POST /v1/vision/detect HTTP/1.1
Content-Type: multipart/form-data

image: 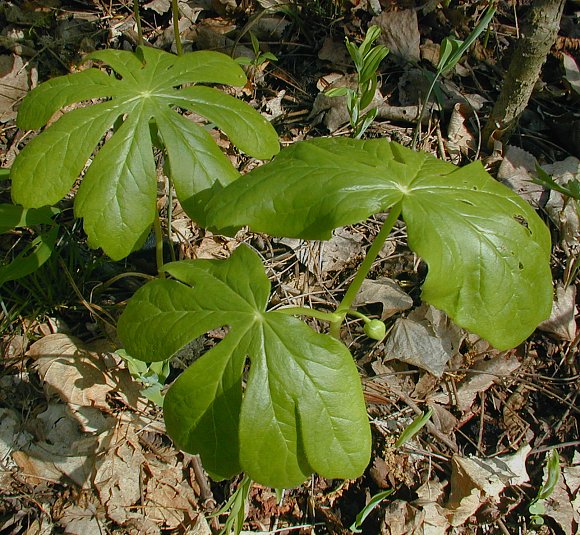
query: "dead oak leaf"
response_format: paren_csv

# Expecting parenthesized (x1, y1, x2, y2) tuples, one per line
(29, 333, 140, 411)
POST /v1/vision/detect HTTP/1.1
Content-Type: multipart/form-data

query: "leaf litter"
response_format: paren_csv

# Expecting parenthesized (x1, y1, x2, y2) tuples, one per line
(1, 1, 579, 534)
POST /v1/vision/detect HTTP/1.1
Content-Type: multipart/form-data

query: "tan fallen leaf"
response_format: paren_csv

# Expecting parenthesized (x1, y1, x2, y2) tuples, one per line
(379, 499, 425, 535)
(385, 316, 450, 376)
(446, 102, 476, 162)
(12, 403, 109, 487)
(429, 350, 520, 412)
(353, 278, 413, 320)
(29, 333, 140, 415)
(371, 9, 420, 63)
(542, 157, 580, 250)
(538, 282, 577, 341)
(562, 52, 580, 96)
(57, 501, 106, 535)
(414, 480, 450, 535)
(0, 54, 37, 122)
(446, 446, 531, 526)
(94, 417, 146, 524)
(142, 459, 198, 528)
(382, 305, 463, 377)
(497, 145, 543, 207)
(382, 317, 452, 377)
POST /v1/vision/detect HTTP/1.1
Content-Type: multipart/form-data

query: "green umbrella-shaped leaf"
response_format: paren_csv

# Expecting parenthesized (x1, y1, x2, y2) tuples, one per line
(203, 138, 552, 349)
(118, 245, 371, 488)
(11, 46, 279, 260)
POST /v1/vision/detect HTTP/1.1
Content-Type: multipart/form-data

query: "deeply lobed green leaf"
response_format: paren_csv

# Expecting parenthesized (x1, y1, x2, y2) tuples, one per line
(11, 46, 279, 260)
(201, 138, 552, 350)
(118, 245, 371, 488)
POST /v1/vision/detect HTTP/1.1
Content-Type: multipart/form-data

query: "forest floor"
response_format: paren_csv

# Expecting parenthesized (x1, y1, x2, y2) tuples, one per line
(0, 1, 579, 534)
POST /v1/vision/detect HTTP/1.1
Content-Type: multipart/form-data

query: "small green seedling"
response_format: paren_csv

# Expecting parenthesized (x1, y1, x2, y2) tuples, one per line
(10, 46, 279, 260)
(533, 164, 580, 202)
(529, 449, 560, 526)
(349, 489, 395, 533)
(236, 31, 278, 70)
(209, 475, 252, 535)
(326, 25, 389, 138)
(395, 409, 433, 448)
(413, 5, 496, 147)
(119, 137, 552, 489)
(117, 349, 170, 407)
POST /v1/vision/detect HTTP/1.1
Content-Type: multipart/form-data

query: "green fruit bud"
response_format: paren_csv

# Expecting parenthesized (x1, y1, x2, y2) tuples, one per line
(364, 319, 386, 340)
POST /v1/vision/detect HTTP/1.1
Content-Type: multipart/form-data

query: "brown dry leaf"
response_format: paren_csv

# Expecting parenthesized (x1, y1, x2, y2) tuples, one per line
(383, 304, 464, 377)
(318, 37, 352, 70)
(194, 233, 238, 259)
(498, 149, 580, 250)
(29, 334, 140, 416)
(446, 446, 530, 526)
(379, 500, 425, 535)
(420, 40, 440, 67)
(279, 227, 364, 276)
(57, 500, 106, 535)
(353, 277, 413, 320)
(144, 0, 172, 14)
(542, 157, 580, 250)
(142, 459, 198, 528)
(30, 334, 112, 411)
(0, 408, 32, 471)
(256, 0, 292, 8)
(562, 52, 580, 96)
(497, 145, 544, 207)
(446, 102, 476, 162)
(538, 282, 577, 341)
(94, 414, 197, 528)
(371, 9, 420, 63)
(94, 416, 147, 525)
(564, 451, 580, 528)
(430, 350, 520, 412)
(0, 54, 37, 122)
(413, 480, 450, 535)
(13, 403, 109, 487)
(382, 317, 452, 377)
(428, 403, 458, 436)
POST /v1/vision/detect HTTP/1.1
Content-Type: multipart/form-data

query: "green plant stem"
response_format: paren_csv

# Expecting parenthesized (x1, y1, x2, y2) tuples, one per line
(171, 0, 183, 56)
(275, 306, 341, 323)
(347, 309, 372, 324)
(134, 0, 143, 47)
(153, 213, 165, 278)
(329, 202, 402, 338)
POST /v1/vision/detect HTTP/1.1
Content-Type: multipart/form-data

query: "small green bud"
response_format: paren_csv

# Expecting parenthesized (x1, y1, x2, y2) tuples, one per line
(364, 319, 386, 340)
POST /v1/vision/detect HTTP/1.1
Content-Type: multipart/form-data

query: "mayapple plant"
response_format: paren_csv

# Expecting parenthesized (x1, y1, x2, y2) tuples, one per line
(7, 15, 552, 491)
(119, 137, 553, 489)
(10, 45, 279, 260)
